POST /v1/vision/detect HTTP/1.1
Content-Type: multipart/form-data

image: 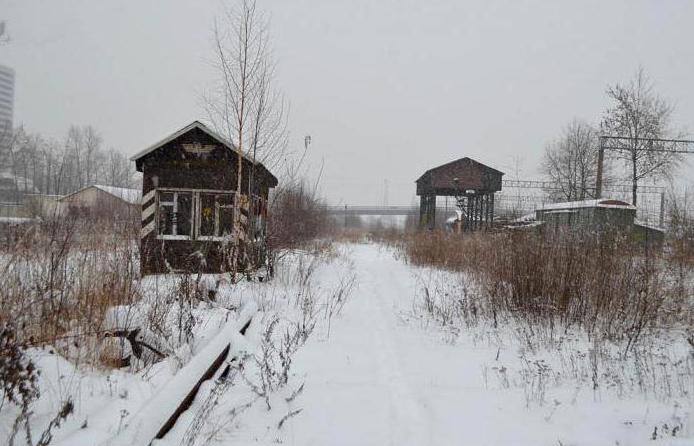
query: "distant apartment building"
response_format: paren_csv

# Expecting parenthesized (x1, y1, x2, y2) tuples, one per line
(0, 64, 17, 205)
(0, 64, 14, 164)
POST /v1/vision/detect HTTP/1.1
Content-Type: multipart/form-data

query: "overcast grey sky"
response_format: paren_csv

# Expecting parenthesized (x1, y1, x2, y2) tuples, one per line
(2, 0, 693, 205)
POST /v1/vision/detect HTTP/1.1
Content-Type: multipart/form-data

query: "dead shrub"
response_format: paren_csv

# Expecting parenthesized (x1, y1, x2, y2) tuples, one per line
(267, 182, 331, 250)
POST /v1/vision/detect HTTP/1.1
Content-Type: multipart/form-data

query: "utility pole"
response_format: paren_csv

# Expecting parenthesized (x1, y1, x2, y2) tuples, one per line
(596, 136, 605, 198)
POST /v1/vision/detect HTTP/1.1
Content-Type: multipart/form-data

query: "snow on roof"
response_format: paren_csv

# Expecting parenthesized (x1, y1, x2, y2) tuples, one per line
(129, 120, 253, 164)
(59, 184, 141, 205)
(93, 185, 141, 204)
(537, 199, 636, 212)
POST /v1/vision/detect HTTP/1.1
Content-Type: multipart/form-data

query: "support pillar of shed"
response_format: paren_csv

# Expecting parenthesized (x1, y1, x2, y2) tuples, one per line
(419, 195, 436, 230)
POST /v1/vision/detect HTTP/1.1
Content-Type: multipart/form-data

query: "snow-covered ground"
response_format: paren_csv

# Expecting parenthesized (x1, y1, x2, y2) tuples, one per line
(263, 244, 690, 446)
(2, 243, 691, 445)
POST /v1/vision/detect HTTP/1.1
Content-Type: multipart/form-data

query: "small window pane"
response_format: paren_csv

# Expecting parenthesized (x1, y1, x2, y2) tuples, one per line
(159, 203, 174, 235)
(220, 206, 234, 236)
(219, 195, 235, 237)
(160, 192, 174, 203)
(199, 194, 216, 236)
(176, 193, 192, 236)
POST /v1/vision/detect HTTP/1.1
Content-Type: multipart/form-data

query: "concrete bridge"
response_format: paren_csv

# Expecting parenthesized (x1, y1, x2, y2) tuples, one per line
(324, 205, 422, 216)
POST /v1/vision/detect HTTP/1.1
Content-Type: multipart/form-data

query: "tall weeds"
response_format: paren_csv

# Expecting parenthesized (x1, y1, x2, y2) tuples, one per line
(401, 230, 692, 348)
(0, 216, 140, 363)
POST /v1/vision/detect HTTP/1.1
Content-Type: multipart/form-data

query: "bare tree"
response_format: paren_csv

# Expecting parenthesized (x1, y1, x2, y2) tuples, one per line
(204, 0, 288, 272)
(65, 126, 84, 190)
(105, 149, 131, 188)
(82, 126, 103, 186)
(542, 120, 602, 201)
(3, 125, 133, 200)
(601, 68, 682, 205)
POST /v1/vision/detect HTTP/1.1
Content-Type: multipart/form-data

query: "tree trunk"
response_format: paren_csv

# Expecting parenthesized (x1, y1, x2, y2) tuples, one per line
(632, 152, 638, 206)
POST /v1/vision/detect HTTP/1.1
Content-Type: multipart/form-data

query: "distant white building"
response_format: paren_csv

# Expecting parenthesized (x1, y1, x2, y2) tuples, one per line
(0, 64, 14, 174)
(58, 184, 141, 220)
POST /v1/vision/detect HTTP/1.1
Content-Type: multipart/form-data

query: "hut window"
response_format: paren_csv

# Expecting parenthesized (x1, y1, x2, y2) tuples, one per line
(197, 193, 235, 240)
(199, 193, 217, 237)
(158, 191, 193, 239)
(219, 195, 235, 236)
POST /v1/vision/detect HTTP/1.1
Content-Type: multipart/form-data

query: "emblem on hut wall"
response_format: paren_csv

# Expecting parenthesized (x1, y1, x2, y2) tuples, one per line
(182, 143, 216, 155)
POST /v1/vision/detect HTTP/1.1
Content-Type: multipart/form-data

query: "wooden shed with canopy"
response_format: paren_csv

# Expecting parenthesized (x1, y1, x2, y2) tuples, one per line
(416, 157, 504, 231)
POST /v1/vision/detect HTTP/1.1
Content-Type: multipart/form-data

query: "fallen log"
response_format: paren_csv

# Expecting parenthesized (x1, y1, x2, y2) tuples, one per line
(100, 302, 257, 446)
(153, 315, 254, 440)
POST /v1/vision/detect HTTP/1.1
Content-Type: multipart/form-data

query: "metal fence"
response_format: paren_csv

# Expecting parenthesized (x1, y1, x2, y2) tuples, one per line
(495, 182, 667, 227)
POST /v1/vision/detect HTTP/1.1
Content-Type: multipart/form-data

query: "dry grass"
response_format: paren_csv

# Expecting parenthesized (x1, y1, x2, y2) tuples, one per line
(398, 230, 693, 349)
(0, 216, 140, 364)
(398, 228, 693, 408)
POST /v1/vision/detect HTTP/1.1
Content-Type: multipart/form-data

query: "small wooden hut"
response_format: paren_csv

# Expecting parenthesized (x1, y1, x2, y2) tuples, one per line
(416, 157, 503, 231)
(131, 121, 278, 275)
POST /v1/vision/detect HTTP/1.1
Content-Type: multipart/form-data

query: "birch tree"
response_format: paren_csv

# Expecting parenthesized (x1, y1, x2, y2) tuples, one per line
(601, 68, 682, 205)
(204, 0, 288, 272)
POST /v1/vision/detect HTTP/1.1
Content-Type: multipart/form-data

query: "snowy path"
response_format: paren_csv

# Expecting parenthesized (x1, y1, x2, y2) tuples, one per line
(282, 244, 668, 446)
(287, 244, 502, 446)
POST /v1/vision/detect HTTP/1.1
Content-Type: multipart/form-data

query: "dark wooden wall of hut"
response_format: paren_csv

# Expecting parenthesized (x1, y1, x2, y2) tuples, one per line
(137, 126, 275, 275)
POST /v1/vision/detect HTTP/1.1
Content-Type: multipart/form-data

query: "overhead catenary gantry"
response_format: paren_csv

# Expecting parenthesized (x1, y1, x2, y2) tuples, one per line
(596, 135, 694, 199)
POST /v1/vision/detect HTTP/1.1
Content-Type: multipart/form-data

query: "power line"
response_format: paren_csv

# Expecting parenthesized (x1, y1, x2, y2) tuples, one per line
(596, 135, 694, 197)
(502, 179, 664, 194)
(600, 135, 694, 154)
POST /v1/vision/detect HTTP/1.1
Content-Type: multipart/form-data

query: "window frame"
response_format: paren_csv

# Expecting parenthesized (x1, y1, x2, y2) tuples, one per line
(155, 188, 240, 242)
(156, 190, 194, 240)
(195, 192, 236, 241)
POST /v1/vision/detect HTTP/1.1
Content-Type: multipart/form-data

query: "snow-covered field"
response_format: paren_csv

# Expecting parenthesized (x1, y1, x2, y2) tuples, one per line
(1, 242, 692, 445)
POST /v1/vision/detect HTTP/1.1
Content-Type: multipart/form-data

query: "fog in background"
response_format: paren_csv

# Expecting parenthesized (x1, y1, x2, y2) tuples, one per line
(3, 0, 694, 205)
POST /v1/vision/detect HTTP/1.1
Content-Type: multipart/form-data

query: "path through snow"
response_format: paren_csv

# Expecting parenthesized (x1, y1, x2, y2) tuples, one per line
(280, 243, 681, 446)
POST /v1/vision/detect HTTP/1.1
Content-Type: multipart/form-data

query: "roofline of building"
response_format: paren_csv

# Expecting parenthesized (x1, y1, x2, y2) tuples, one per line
(415, 156, 505, 183)
(536, 198, 636, 212)
(130, 120, 279, 187)
(129, 120, 253, 164)
(57, 184, 140, 205)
